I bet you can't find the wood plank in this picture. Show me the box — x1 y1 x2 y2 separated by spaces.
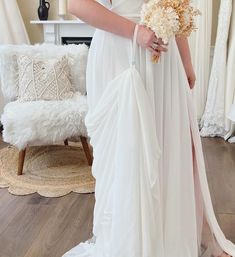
0 134 234 257
218 214 235 244
23 193 94 257
202 138 235 214
0 192 94 257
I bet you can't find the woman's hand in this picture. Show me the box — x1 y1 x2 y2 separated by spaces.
175 36 196 89
136 25 168 59
184 63 196 89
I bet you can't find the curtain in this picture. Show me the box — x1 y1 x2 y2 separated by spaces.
189 0 212 122
0 0 29 44
200 0 235 139
0 0 29 116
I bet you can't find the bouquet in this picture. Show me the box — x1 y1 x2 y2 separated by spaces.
140 0 201 63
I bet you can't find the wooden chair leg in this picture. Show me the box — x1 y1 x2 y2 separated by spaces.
80 136 93 166
18 149 26 175
64 139 69 146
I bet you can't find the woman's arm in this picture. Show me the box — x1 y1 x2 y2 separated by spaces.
68 0 166 56
175 36 196 89
68 0 135 39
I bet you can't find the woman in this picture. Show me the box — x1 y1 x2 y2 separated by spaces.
63 0 235 256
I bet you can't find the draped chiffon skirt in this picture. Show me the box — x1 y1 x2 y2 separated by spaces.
62 27 235 257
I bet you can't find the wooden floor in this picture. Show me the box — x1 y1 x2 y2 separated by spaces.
0 135 235 257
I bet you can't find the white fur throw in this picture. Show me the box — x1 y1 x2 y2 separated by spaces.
1 92 88 150
18 55 74 102
0 43 88 101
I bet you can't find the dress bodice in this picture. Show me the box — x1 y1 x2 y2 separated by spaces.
98 0 144 17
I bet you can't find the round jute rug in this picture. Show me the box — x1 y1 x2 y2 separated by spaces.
0 145 95 197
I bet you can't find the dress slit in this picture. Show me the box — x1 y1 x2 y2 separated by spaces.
187 90 234 257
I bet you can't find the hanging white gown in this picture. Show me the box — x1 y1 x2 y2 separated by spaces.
225 1 235 142
200 0 232 138
0 0 29 116
0 0 29 44
63 0 235 256
189 0 212 122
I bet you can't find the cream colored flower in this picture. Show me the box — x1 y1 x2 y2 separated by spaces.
140 0 200 43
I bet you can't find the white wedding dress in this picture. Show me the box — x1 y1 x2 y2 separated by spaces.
200 0 232 138
0 0 29 116
63 0 235 257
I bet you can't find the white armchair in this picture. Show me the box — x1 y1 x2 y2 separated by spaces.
0 43 93 175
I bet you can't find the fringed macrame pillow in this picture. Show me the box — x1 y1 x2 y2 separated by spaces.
0 44 88 101
17 55 74 102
